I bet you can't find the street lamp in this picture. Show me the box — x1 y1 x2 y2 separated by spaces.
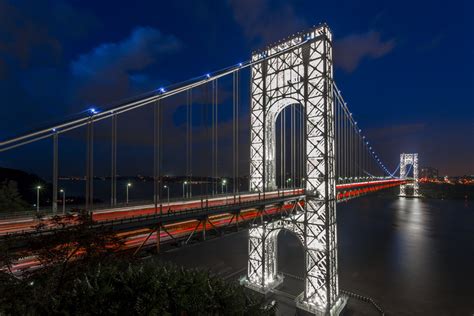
60 189 65 214
286 178 292 188
183 181 188 198
126 182 132 205
221 179 227 194
36 185 41 213
163 185 170 207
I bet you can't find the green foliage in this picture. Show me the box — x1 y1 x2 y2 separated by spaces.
0 213 274 315
0 180 29 213
0 258 275 315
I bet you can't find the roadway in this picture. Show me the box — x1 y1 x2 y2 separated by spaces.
1 180 406 274
0 180 406 236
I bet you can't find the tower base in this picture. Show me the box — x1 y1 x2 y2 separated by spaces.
296 293 348 316
240 274 284 295
399 194 422 198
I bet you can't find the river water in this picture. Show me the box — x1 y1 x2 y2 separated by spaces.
337 194 474 315
161 191 474 315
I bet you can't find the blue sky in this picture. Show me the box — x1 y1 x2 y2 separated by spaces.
0 0 473 177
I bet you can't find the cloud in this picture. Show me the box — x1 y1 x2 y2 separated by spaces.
334 31 395 72
0 0 61 77
70 26 182 104
228 0 306 45
0 0 97 79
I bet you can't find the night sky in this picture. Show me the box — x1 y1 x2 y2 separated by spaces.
0 0 473 179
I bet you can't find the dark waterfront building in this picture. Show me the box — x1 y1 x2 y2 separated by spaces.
421 167 439 179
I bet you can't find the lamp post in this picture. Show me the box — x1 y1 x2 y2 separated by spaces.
60 189 65 214
221 179 227 194
183 181 188 198
163 185 170 208
36 186 41 213
286 178 292 188
126 182 132 205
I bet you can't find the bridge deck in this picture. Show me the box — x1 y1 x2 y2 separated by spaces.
0 179 405 237
1 179 406 274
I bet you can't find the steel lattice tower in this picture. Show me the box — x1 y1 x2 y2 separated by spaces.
245 24 347 315
399 153 420 197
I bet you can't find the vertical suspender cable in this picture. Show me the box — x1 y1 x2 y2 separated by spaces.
232 73 236 195
186 90 192 198
214 79 219 196
336 99 339 182
236 71 239 194
189 90 193 197
212 82 214 195
280 105 284 188
203 85 209 196
212 80 216 195
186 90 189 197
159 99 163 200
349 114 354 182
344 110 347 182
292 104 295 188
111 114 117 206
153 100 160 208
283 108 287 188
86 120 94 212
300 104 303 187
52 133 58 214
232 71 239 195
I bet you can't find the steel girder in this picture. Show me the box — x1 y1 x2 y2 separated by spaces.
399 153 420 197
244 198 305 292
246 24 346 315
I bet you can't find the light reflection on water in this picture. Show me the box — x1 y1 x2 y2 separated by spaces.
336 194 474 315
162 192 474 315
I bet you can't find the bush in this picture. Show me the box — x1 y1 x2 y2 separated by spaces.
0 257 274 315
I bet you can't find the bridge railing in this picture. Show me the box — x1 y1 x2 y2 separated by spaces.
0 188 307 220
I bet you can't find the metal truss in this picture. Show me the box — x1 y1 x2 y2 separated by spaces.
399 153 420 197
243 197 305 292
246 24 346 315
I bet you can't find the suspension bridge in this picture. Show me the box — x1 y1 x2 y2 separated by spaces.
0 24 420 315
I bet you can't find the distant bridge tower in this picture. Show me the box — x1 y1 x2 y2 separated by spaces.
399 153 420 197
245 24 347 315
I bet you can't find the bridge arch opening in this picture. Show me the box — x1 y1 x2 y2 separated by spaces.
275 229 305 291
246 220 306 292
270 100 305 190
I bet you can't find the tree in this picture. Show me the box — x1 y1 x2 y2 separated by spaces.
0 258 276 315
0 215 276 315
0 180 29 214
